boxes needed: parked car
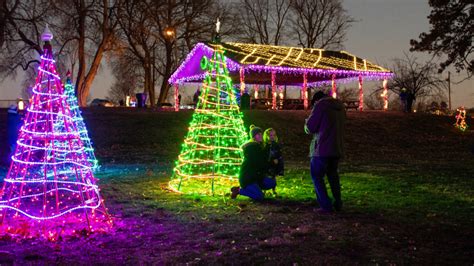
[90,98,115,107]
[157,102,173,109]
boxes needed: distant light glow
[381,79,389,111]
[454,107,468,131]
[358,75,364,111]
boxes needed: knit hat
[311,90,327,106]
[249,124,262,138]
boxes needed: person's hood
[8,105,18,114]
[241,140,261,149]
[317,97,344,111]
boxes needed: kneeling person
[231,125,276,200]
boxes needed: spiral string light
[170,46,248,195]
[358,75,364,111]
[0,30,111,239]
[63,72,99,171]
[381,79,389,111]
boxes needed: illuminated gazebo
[169,42,393,111]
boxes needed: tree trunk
[144,60,155,107]
[75,0,86,105]
[76,0,113,107]
[157,42,173,104]
[78,39,108,106]
[145,50,155,106]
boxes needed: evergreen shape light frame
[170,45,248,195]
[64,72,99,171]
[0,36,111,239]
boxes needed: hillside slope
[1,109,473,169]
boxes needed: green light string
[170,46,248,195]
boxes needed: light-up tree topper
[0,26,111,239]
[170,45,248,195]
[64,70,99,171]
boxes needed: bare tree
[108,50,140,103]
[116,0,157,106]
[146,0,218,104]
[52,0,120,106]
[289,0,354,49]
[0,1,120,106]
[336,87,358,102]
[75,0,119,107]
[364,91,383,110]
[234,0,292,45]
[382,53,447,112]
[0,0,52,78]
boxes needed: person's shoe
[230,186,240,199]
[314,208,333,215]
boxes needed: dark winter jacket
[7,109,22,148]
[264,141,284,176]
[239,141,268,188]
[305,97,346,157]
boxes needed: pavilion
[169,42,393,111]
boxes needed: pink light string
[0,41,111,239]
[271,71,277,109]
[358,75,364,111]
[382,79,389,111]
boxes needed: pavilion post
[331,74,337,99]
[271,71,277,110]
[174,83,179,112]
[254,84,259,99]
[303,71,308,110]
[279,86,284,109]
[358,75,364,111]
[382,79,389,111]
[239,66,245,95]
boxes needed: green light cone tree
[170,46,248,195]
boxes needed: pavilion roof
[169,42,392,86]
[213,42,389,72]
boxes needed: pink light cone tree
[0,26,111,239]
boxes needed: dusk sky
[0,0,472,107]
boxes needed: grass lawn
[0,108,473,264]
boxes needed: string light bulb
[0,30,111,239]
[169,45,248,195]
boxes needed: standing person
[305,91,346,213]
[193,88,201,107]
[263,128,284,194]
[231,125,276,200]
[406,91,416,113]
[240,90,250,110]
[399,88,408,112]
[7,104,22,157]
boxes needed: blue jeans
[310,157,342,211]
[239,177,276,200]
